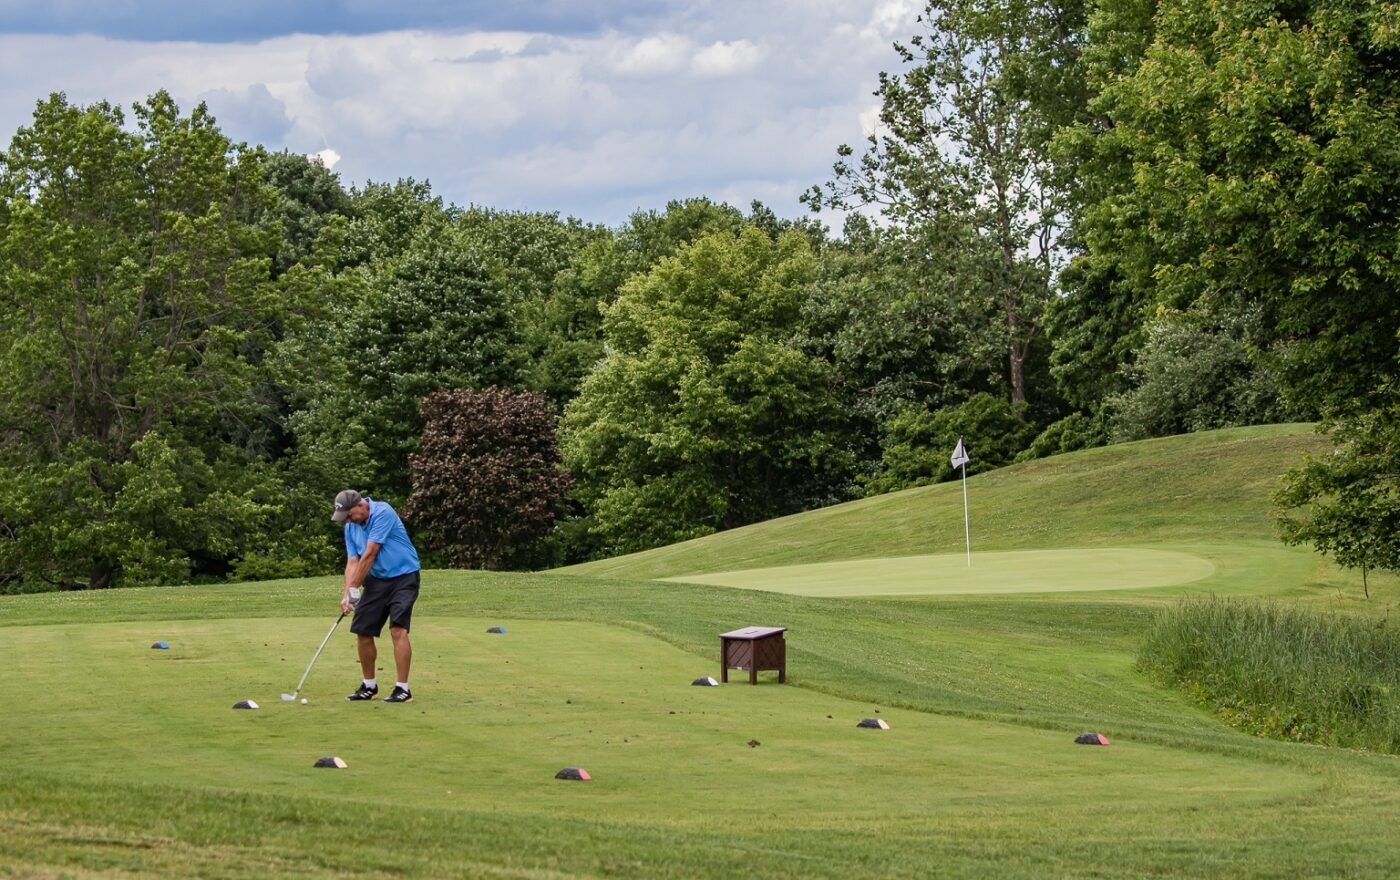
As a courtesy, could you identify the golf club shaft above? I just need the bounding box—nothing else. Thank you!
[292,611,346,696]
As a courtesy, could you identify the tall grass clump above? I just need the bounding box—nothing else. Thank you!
[1138,597,1400,753]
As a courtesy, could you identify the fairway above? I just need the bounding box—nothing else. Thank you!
[7,583,1400,879]
[7,574,1400,878]
[2,615,1322,825]
[660,547,1215,596]
[5,615,1304,822]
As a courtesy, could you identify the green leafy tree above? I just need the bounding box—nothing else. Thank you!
[1013,410,1111,463]
[406,387,572,570]
[294,226,524,501]
[863,392,1037,495]
[261,150,353,277]
[562,227,853,555]
[341,178,451,268]
[514,198,797,418]
[1061,0,1400,579]
[1044,258,1146,413]
[612,198,750,271]
[296,194,760,517]
[1062,0,1400,416]
[454,208,612,409]
[806,0,1069,408]
[1276,406,1400,598]
[1042,0,1159,418]
[797,215,995,481]
[0,92,332,589]
[1042,0,1156,418]
[801,217,991,414]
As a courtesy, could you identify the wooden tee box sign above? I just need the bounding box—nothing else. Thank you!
[719,626,787,684]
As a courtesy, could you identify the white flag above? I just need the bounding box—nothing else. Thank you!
[950,437,970,468]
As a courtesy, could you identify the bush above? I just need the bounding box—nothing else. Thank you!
[1014,411,1112,463]
[1138,597,1400,753]
[863,393,1038,495]
[1107,310,1297,441]
[406,387,572,570]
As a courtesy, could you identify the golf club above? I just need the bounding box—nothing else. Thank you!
[281,589,359,703]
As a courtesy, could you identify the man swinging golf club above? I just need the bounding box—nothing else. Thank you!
[332,489,421,703]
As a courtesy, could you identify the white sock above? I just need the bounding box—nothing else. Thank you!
[396,681,410,692]
[363,678,377,689]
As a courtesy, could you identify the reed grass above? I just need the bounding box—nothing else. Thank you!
[1139,597,1400,752]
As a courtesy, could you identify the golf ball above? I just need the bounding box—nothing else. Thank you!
[300,698,308,705]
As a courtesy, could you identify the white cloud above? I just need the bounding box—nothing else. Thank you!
[605,32,691,78]
[859,100,883,139]
[0,2,922,223]
[197,83,292,145]
[691,40,765,77]
[864,0,926,41]
[309,148,341,169]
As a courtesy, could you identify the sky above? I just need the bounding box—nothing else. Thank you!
[0,1,921,226]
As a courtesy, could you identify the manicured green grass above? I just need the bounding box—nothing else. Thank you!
[660,547,1217,596]
[8,615,1309,828]
[6,575,1400,878]
[5,425,1400,877]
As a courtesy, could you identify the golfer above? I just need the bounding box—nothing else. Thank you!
[332,489,421,703]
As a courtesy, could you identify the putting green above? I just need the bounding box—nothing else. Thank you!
[659,547,1215,596]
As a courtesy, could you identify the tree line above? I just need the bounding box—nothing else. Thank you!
[1,0,1395,591]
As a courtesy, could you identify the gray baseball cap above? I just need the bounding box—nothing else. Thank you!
[331,489,363,522]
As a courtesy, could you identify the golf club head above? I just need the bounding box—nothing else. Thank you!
[283,611,347,705]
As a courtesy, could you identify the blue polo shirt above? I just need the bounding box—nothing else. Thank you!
[343,498,420,578]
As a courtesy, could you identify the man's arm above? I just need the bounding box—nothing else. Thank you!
[341,542,381,612]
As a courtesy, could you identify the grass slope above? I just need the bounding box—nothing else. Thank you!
[5,425,1400,878]
[556,424,1329,581]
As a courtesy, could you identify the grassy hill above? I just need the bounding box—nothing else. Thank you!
[5,424,1400,878]
[557,423,1329,580]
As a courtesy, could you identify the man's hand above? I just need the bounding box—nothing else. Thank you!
[341,587,362,615]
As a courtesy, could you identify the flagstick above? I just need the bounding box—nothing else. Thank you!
[961,461,971,566]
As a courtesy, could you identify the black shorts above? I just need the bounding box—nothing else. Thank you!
[350,570,420,637]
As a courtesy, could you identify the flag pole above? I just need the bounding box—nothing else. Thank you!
[950,436,971,567]
[961,460,971,567]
